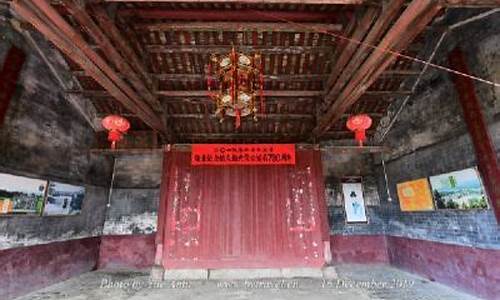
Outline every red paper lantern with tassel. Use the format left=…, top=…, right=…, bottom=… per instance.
left=101, top=115, right=130, bottom=149
left=346, top=114, right=372, bottom=147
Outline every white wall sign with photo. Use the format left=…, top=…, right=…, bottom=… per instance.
left=429, top=167, right=489, bottom=210
left=0, top=173, right=47, bottom=215
left=342, top=183, right=367, bottom=223
left=43, top=182, right=85, bottom=216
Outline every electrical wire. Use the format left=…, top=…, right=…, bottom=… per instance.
left=251, top=9, right=500, bottom=88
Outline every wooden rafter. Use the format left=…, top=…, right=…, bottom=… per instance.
left=324, top=7, right=379, bottom=91
left=11, top=0, right=168, bottom=136
left=62, top=1, right=162, bottom=112
left=90, top=5, right=153, bottom=89
left=313, top=0, right=442, bottom=137
left=324, top=0, right=406, bottom=104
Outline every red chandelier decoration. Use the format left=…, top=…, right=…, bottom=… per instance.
left=206, top=47, right=265, bottom=128
left=346, top=114, right=372, bottom=147
left=101, top=115, right=130, bottom=150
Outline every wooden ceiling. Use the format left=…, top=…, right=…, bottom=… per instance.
left=9, top=0, right=497, bottom=146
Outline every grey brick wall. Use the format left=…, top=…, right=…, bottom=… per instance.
left=371, top=15, right=500, bottom=250
left=326, top=14, right=500, bottom=251
left=102, top=153, right=163, bottom=235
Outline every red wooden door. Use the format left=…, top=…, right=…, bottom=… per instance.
left=162, top=150, right=327, bottom=269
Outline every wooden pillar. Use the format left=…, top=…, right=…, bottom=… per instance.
left=0, top=46, right=26, bottom=126
left=448, top=47, right=500, bottom=223
left=152, top=145, right=173, bottom=278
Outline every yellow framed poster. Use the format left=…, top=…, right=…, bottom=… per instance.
left=397, top=178, right=434, bottom=211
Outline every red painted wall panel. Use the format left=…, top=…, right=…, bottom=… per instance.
left=98, top=234, right=155, bottom=270
left=387, top=236, right=500, bottom=300
left=330, top=234, right=389, bottom=264
left=161, top=149, right=327, bottom=269
left=0, top=237, right=99, bottom=300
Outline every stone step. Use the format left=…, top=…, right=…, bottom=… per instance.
left=158, top=266, right=338, bottom=280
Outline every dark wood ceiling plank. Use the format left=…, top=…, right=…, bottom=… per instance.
left=90, top=5, right=152, bottom=88
left=324, top=7, right=379, bottom=91
left=62, top=1, right=163, bottom=112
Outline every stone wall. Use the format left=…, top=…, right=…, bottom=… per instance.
left=0, top=20, right=110, bottom=300
left=322, top=149, right=385, bottom=236
left=99, top=152, right=162, bottom=270
left=102, top=152, right=163, bottom=235
left=375, top=14, right=500, bottom=250
left=0, top=22, right=111, bottom=250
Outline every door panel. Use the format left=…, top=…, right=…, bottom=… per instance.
left=162, top=150, right=327, bottom=269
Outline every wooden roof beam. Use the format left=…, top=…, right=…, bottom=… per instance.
left=90, top=5, right=153, bottom=90
left=146, top=45, right=335, bottom=55
left=103, top=0, right=365, bottom=4
left=118, top=8, right=350, bottom=23
left=100, top=112, right=382, bottom=119
left=152, top=74, right=328, bottom=82
left=172, top=114, right=314, bottom=121
left=313, top=0, right=442, bottom=137
left=156, top=90, right=324, bottom=97
left=12, top=0, right=167, bottom=135
left=177, top=133, right=307, bottom=139
left=135, top=22, right=343, bottom=33
left=98, top=113, right=315, bottom=120
left=69, top=89, right=412, bottom=99
left=325, top=7, right=380, bottom=91
left=72, top=70, right=419, bottom=81
left=324, top=0, right=406, bottom=103
left=61, top=1, right=163, bottom=113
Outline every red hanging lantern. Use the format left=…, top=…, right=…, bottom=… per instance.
left=101, top=115, right=130, bottom=150
left=346, top=114, right=372, bottom=147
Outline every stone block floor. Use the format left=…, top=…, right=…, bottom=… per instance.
left=16, top=264, right=481, bottom=300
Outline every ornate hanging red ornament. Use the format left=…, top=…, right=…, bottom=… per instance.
left=207, top=47, right=265, bottom=129
left=101, top=115, right=130, bottom=150
left=346, top=114, right=372, bottom=147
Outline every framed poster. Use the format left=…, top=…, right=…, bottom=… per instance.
left=0, top=173, right=47, bottom=215
left=342, top=183, right=367, bottom=223
left=43, top=181, right=85, bottom=216
left=397, top=178, right=434, bottom=211
left=429, top=167, right=489, bottom=210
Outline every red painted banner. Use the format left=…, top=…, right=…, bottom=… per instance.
left=191, top=144, right=296, bottom=165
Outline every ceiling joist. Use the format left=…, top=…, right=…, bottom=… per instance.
left=135, top=21, right=343, bottom=33
left=11, top=0, right=169, bottom=137
left=313, top=0, right=442, bottom=137
left=118, top=8, right=350, bottom=23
